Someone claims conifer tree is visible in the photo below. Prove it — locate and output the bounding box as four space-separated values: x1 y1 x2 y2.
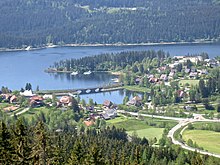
0 121 15 164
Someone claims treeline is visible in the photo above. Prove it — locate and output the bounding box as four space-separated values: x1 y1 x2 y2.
52 50 169 72
0 0 220 48
1 120 220 164
189 122 220 132
189 68 220 103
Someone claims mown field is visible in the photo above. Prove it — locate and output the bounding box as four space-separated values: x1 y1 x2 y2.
123 85 150 93
183 130 220 154
22 107 51 120
127 128 164 140
179 79 200 87
107 115 177 141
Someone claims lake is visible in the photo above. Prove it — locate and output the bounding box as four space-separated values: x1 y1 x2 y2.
0 43 219 103
78 89 145 105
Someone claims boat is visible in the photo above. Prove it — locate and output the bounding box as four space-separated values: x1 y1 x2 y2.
71 71 78 76
111 78 119 83
68 93 76 97
83 70 92 75
47 43 58 48
86 89 91 93
25 46 31 51
95 88 99 92
77 90 82 94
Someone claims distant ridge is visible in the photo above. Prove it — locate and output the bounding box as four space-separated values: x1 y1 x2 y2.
0 0 219 48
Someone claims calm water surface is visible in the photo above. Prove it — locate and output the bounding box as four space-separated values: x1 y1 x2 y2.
79 89 145 104
0 43 219 103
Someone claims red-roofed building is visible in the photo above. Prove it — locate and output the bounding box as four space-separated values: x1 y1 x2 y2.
103 100 113 108
84 120 94 127
10 95 17 103
30 95 44 107
60 96 72 107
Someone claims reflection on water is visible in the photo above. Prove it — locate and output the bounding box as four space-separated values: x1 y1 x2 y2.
50 72 117 88
79 89 149 104
0 44 219 90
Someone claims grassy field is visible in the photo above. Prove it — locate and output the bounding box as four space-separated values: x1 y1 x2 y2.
123 85 150 93
0 103 10 109
183 130 220 154
127 128 164 140
22 107 51 120
179 79 200 87
107 117 151 131
107 115 177 141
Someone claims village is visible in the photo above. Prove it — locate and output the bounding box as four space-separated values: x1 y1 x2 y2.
1 54 220 127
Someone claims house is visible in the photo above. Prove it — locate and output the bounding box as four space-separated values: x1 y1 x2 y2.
84 120 94 127
189 72 198 79
10 95 17 104
160 74 168 81
149 77 159 83
126 96 142 106
183 56 203 64
173 56 185 60
103 100 113 108
3 106 19 112
207 59 220 68
20 90 35 97
43 94 53 100
147 74 154 79
184 106 193 111
102 109 117 120
145 102 154 109
177 90 185 98
190 67 197 73
30 95 44 107
1 94 11 102
60 96 72 106
197 69 208 75
169 62 180 69
135 78 141 84
157 66 167 73
168 71 175 79
86 106 94 111
185 68 191 74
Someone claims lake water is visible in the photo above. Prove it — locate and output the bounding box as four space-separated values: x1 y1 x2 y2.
79 89 145 104
0 43 219 103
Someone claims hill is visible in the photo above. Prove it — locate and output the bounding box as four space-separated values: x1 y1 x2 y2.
0 0 220 48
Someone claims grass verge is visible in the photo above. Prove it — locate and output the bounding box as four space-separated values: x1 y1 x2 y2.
123 85 150 93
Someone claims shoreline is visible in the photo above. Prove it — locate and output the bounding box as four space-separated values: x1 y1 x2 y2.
0 40 218 52
44 69 123 76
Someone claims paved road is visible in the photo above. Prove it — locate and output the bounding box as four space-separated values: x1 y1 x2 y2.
10 107 30 117
119 110 220 158
168 119 220 158
118 110 185 121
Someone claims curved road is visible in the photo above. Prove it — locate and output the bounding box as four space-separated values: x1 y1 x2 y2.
119 110 220 158
168 119 220 158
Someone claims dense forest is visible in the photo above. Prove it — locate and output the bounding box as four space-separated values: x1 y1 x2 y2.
50 50 169 72
1 119 220 164
0 0 220 48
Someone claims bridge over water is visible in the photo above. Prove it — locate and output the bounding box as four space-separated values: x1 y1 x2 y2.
36 83 123 96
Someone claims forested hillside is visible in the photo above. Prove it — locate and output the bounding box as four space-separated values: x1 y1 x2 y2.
0 0 220 48
1 120 220 164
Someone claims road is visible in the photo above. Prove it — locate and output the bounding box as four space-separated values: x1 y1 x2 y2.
10 107 30 117
118 110 185 121
168 119 220 158
119 110 220 158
